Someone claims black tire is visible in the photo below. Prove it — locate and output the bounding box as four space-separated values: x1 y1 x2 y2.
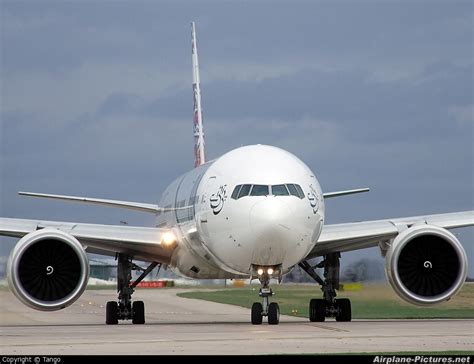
251 302 263 325
309 299 326 322
132 301 145 324
336 298 351 322
268 302 280 325
106 301 118 325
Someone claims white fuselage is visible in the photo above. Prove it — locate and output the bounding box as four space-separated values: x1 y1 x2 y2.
156 145 324 279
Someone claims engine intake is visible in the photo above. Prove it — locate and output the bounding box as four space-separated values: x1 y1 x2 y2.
385 224 467 305
7 229 89 311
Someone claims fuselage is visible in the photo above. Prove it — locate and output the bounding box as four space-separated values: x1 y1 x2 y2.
156 145 324 279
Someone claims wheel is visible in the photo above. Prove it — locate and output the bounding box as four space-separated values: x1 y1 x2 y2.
336 298 351 322
251 302 263 325
268 302 280 325
132 301 145 324
309 299 326 322
106 301 118 325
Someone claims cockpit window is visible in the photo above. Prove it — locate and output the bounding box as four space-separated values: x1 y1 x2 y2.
250 185 269 196
272 184 289 196
286 184 300 197
237 184 252 199
232 183 305 199
231 185 242 200
294 184 305 199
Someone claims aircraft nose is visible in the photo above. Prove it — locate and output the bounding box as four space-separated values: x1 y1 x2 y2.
250 198 292 229
249 198 294 265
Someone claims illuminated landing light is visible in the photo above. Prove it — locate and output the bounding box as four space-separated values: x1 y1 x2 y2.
257 268 264 276
161 232 176 247
267 268 274 275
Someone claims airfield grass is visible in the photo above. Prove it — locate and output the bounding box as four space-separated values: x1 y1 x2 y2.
177 282 474 319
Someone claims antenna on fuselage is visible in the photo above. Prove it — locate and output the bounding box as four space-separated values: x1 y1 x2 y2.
191 21 206 167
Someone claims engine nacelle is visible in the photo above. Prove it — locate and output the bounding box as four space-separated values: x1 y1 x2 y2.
7 229 89 311
385 224 467 305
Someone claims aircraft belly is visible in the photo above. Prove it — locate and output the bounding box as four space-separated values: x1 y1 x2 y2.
170 244 245 279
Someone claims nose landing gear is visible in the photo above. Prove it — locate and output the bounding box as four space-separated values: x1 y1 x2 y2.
251 267 280 325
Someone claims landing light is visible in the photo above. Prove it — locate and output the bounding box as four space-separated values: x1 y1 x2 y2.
257 268 264 276
267 268 274 275
161 232 176 247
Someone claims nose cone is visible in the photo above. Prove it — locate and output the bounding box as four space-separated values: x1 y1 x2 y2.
249 198 295 266
201 195 321 275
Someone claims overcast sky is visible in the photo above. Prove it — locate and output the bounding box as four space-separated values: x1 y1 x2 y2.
1 1 473 275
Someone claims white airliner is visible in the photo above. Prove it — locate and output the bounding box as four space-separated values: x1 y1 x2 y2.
1 23 472 325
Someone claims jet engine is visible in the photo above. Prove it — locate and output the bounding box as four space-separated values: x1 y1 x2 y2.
385 224 467 305
7 229 89 311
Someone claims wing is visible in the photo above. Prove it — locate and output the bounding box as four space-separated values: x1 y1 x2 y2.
323 188 370 199
17 191 191 213
0 218 175 263
307 211 474 258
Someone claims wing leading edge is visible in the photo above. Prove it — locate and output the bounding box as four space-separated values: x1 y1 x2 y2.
308 211 474 258
0 217 175 263
17 191 192 214
323 188 370 199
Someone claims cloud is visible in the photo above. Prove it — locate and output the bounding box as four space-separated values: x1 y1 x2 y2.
449 104 474 127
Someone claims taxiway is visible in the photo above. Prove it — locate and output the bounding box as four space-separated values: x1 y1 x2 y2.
1 289 472 355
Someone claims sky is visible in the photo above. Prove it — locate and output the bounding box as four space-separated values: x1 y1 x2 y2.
1 0 473 276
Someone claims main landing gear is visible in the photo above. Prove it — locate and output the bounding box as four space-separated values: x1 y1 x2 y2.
251 267 280 325
299 252 352 322
105 253 160 325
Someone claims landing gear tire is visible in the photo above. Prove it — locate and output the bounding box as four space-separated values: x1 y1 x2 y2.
132 301 145 324
251 302 263 325
268 302 280 325
335 298 351 322
309 299 326 322
106 301 118 325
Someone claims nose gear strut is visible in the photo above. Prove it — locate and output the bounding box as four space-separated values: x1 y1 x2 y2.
251 274 280 325
250 268 281 325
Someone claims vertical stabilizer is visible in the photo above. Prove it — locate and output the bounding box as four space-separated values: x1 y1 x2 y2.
191 21 206 167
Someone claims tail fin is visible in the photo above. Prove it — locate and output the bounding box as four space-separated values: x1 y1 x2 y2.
191 21 206 167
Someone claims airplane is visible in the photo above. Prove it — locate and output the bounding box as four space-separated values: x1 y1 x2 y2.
1 22 472 326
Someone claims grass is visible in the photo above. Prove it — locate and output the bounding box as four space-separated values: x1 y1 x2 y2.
177 283 474 319
85 285 116 290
